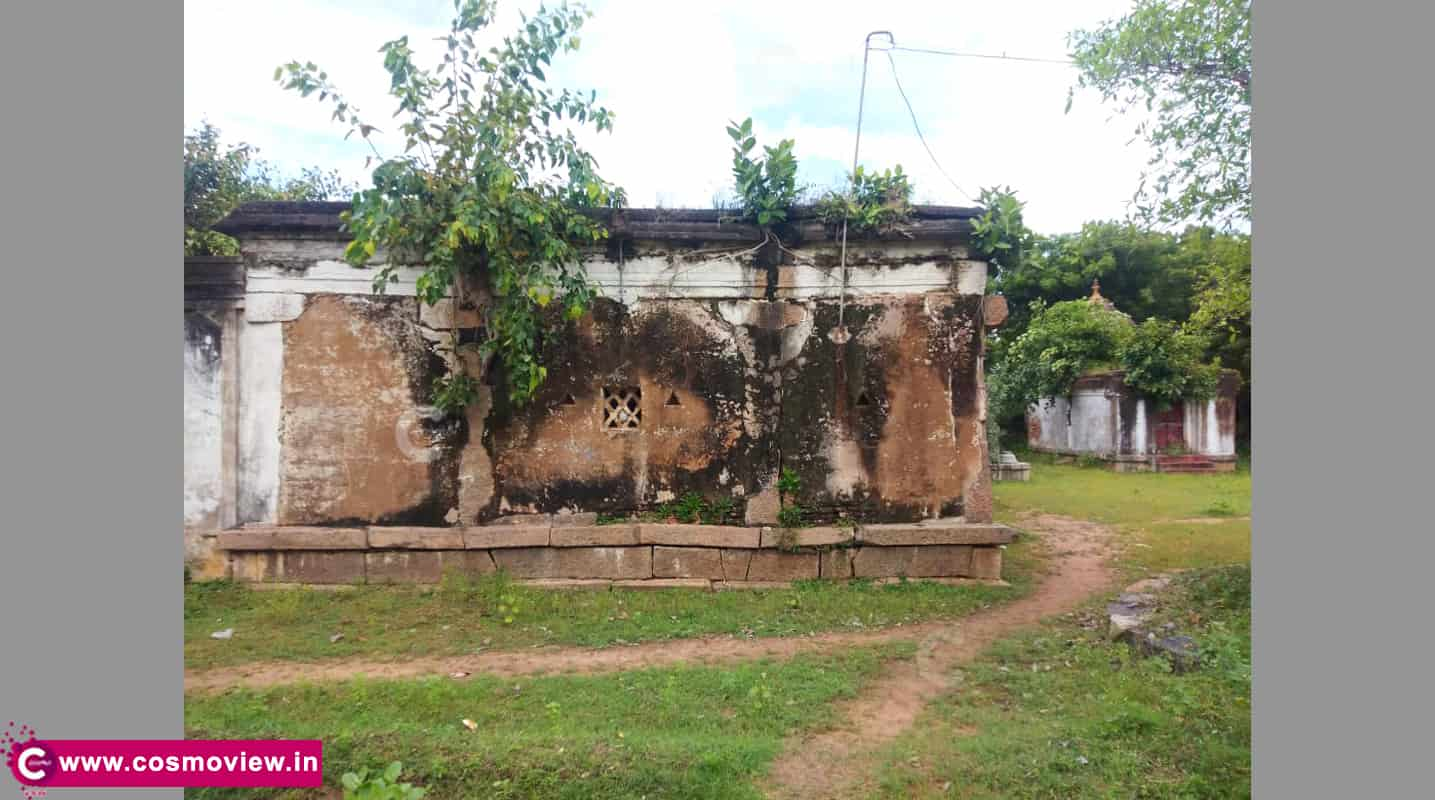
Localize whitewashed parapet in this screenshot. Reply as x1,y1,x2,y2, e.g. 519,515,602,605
216,202,989,304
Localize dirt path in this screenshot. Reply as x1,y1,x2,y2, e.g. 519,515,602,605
185,514,1114,715
185,622,948,693
759,512,1115,800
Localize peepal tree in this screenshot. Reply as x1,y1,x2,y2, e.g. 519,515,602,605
277,0,624,410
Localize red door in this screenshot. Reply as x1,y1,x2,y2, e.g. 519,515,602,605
1153,402,1185,452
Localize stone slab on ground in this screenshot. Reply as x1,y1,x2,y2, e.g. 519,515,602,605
712,580,795,591
612,579,713,591
760,526,855,548
819,548,856,579
492,546,653,580
851,545,974,578
517,579,615,591
230,551,366,584
367,527,464,550
364,550,495,583
652,546,726,579
462,526,550,549
968,546,1004,580
858,523,1014,547
638,524,760,548
219,527,367,551
1133,634,1200,673
746,550,819,581
720,549,753,581
550,524,640,547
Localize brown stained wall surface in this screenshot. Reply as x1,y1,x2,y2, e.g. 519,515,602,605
872,296,980,517
780,294,984,521
271,293,990,525
278,295,459,525
486,299,763,517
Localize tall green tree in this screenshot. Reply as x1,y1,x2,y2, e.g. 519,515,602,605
991,220,1249,338
277,0,623,409
1183,230,1251,379
1069,0,1250,227
184,121,354,256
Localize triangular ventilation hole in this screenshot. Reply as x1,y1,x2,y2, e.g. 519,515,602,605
665,392,682,407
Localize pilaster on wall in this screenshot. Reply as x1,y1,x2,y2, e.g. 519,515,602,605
184,257,245,531
199,203,1002,528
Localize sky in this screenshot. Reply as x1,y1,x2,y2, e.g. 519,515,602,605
184,0,1156,234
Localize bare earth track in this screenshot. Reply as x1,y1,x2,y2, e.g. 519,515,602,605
760,512,1116,799
187,512,1111,689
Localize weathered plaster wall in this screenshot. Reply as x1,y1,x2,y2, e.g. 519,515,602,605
202,204,997,529
277,294,458,524
1026,370,1241,460
1026,397,1072,452
485,298,763,517
183,312,223,528
237,318,283,523
1068,390,1118,455
779,294,985,521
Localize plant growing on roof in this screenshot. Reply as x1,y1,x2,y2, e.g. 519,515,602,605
276,0,625,411
814,165,914,237
1117,317,1223,409
970,186,1032,275
726,118,798,227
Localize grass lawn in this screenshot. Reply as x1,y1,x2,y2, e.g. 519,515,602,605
185,644,914,799
185,541,1039,670
863,458,1253,798
870,566,1252,799
995,452,1251,575
185,460,1251,799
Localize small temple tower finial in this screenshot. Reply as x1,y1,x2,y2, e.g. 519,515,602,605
1088,279,1118,312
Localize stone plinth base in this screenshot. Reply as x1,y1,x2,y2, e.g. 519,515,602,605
203,519,1016,587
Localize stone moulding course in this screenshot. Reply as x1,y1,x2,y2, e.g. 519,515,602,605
212,520,1016,585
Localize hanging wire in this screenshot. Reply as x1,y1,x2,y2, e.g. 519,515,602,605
835,31,894,342
888,45,1074,66
884,50,977,204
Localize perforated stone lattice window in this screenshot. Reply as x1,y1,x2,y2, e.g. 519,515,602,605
602,386,642,429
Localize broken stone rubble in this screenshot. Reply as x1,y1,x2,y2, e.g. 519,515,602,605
1106,573,1201,672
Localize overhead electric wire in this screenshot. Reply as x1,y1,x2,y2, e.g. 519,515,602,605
882,50,977,204
887,45,1075,66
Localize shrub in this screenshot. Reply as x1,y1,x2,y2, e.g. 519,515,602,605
987,298,1131,420
341,761,426,800
1118,318,1222,408
814,165,914,236
726,118,798,226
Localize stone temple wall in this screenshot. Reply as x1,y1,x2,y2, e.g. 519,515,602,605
183,202,1015,585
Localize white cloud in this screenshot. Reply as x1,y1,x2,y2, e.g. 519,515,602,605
186,0,1162,233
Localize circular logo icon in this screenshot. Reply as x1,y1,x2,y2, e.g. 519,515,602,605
12,741,57,786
